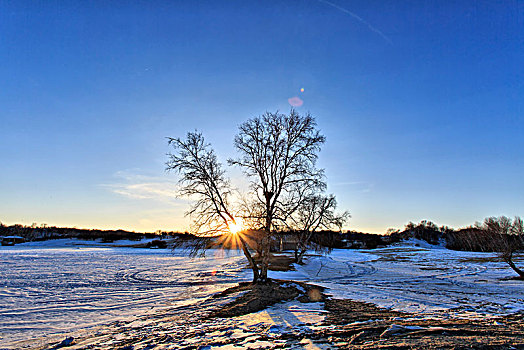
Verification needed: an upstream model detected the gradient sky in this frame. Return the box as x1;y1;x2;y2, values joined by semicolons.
1;1;522;233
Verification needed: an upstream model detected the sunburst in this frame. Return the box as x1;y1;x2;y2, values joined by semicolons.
228;218;243;234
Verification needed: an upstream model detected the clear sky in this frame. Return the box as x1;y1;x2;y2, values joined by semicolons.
1;1;522;233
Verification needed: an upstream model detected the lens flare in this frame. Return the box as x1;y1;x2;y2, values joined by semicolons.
288;96;304;107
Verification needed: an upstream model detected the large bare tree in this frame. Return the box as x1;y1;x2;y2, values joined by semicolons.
167;110;342;283
228;110;326;281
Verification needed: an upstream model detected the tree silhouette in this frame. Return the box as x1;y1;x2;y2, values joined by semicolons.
166;132;260;281
481;216;524;279
287;194;349;264
166;110;346;283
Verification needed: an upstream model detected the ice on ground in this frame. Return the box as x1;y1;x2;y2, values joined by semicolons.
0;241;247;349
2;239;524;349
202;301;327;350
272;243;524;318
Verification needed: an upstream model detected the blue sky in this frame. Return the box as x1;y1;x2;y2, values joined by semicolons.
1;1;522;233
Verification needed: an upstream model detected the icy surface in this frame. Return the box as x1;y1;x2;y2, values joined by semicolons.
271;241;524;318
0;239;247;348
2;239;524;349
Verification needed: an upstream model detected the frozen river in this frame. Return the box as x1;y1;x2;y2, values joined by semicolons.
2;238;524;349
270;239;524;318
0;240;246;349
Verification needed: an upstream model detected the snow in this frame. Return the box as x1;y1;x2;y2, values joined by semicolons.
193;301;329;350
272;242;524;318
0;240;247;348
236;301;326;328
1;239;524;349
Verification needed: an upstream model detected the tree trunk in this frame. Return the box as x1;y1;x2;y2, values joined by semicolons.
238;234;259;283
259;236;270;282
296;247;307;265
504;251;524;279
294;231;313;264
258;207;272;283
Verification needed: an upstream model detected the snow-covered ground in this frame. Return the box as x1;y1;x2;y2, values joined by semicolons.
1;238;523;349
0;239;247;349
270;239;524;318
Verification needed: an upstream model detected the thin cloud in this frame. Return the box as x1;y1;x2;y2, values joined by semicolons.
317;0;393;45
101;170;183;205
110;182;175;200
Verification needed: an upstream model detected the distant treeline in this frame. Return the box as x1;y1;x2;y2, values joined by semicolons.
2;218;523;253
0;222;191;242
309;219;524;253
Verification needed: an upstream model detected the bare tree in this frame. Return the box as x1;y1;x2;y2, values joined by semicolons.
166;132;259;281
288;194;349;264
229;110;326;282
167;110;345;283
481;216;524;279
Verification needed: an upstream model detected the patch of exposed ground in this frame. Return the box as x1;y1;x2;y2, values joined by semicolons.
319;299;524;349
209;279;324;318
324;298;403;324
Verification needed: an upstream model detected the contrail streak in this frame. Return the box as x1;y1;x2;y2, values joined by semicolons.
317;0;393;45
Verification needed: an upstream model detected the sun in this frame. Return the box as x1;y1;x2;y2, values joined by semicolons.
229;218;243;234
